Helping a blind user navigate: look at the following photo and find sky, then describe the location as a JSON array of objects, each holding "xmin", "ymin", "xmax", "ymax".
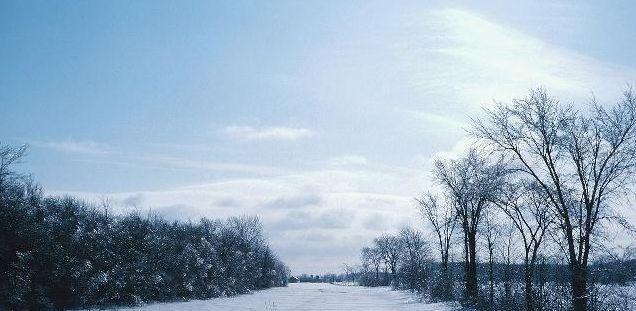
[{"xmin": 1, "ymin": 0, "xmax": 636, "ymax": 274}]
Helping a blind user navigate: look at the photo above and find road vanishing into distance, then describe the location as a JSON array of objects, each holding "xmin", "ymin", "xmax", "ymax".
[{"xmin": 104, "ymin": 283, "xmax": 457, "ymax": 311}]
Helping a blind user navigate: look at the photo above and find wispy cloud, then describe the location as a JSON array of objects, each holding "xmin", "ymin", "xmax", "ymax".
[
  {"xmin": 132, "ymin": 154, "xmax": 288, "ymax": 175},
  {"xmin": 408, "ymin": 111, "xmax": 466, "ymax": 133},
  {"xmin": 35, "ymin": 139, "xmax": 288, "ymax": 175},
  {"xmin": 223, "ymin": 126, "xmax": 315, "ymax": 141},
  {"xmin": 326, "ymin": 155, "xmax": 368, "ymax": 167},
  {"xmin": 32, "ymin": 140, "xmax": 112, "ymax": 155},
  {"xmin": 399, "ymin": 9, "xmax": 635, "ymax": 108},
  {"xmin": 263, "ymin": 191, "xmax": 323, "ymax": 209}
]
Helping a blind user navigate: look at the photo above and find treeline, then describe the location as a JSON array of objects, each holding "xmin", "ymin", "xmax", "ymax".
[
  {"xmin": 359, "ymin": 228, "xmax": 431, "ymax": 291},
  {"xmin": 359, "ymin": 234, "xmax": 636, "ymax": 307},
  {"xmin": 0, "ymin": 145, "xmax": 289, "ymax": 310},
  {"xmin": 291, "ymin": 272, "xmax": 356, "ymax": 284},
  {"xmin": 358, "ymin": 87, "xmax": 636, "ymax": 311}
]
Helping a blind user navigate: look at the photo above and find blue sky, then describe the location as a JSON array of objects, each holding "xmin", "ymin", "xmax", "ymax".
[{"xmin": 2, "ymin": 0, "xmax": 635, "ymax": 273}]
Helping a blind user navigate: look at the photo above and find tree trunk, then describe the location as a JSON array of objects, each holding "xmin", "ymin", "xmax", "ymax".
[
  {"xmin": 439, "ymin": 259, "xmax": 452, "ymax": 300},
  {"xmin": 537, "ymin": 258, "xmax": 546, "ymax": 311},
  {"xmin": 489, "ymin": 252, "xmax": 494, "ymax": 308},
  {"xmin": 375, "ymin": 266, "xmax": 379, "ymax": 284},
  {"xmin": 463, "ymin": 230, "xmax": 470, "ymax": 296},
  {"xmin": 467, "ymin": 231, "xmax": 479, "ymax": 302},
  {"xmin": 504, "ymin": 263, "xmax": 511, "ymax": 303},
  {"xmin": 571, "ymin": 265, "xmax": 587, "ymax": 311},
  {"xmin": 384, "ymin": 267, "xmax": 388, "ymax": 285},
  {"xmin": 391, "ymin": 264, "xmax": 397, "ymax": 286},
  {"xmin": 524, "ymin": 262, "xmax": 533, "ymax": 311}
]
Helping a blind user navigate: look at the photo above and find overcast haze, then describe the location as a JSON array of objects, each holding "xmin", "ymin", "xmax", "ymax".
[{"xmin": 2, "ymin": 0, "xmax": 636, "ymax": 274}]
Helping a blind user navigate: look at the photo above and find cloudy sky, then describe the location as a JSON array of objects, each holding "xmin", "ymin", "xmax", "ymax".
[{"xmin": 2, "ymin": 0, "xmax": 635, "ymax": 274}]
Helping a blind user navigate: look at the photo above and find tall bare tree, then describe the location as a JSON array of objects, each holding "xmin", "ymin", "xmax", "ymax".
[
  {"xmin": 499, "ymin": 219, "xmax": 520, "ymax": 307},
  {"xmin": 494, "ymin": 181, "xmax": 552, "ymax": 311},
  {"xmin": 473, "ymin": 87, "xmax": 636, "ymax": 311},
  {"xmin": 480, "ymin": 208, "xmax": 500, "ymax": 307},
  {"xmin": 433, "ymin": 149, "xmax": 507, "ymax": 303},
  {"xmin": 416, "ymin": 193, "xmax": 456, "ymax": 298}
]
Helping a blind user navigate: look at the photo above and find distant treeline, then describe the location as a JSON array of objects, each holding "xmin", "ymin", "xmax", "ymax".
[
  {"xmin": 358, "ymin": 259, "xmax": 636, "ymax": 288},
  {"xmin": 0, "ymin": 145, "xmax": 289, "ymax": 310},
  {"xmin": 290, "ymin": 273, "xmax": 350, "ymax": 283}
]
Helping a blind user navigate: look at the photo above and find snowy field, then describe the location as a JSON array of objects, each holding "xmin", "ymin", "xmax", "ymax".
[{"xmin": 99, "ymin": 283, "xmax": 458, "ymax": 311}]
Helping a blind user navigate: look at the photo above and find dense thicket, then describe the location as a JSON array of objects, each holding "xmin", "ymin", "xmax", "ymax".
[{"xmin": 0, "ymin": 147, "xmax": 289, "ymax": 310}]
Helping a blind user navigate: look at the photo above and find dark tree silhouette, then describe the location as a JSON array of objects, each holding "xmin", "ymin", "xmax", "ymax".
[
  {"xmin": 417, "ymin": 193, "xmax": 456, "ymax": 299},
  {"xmin": 0, "ymin": 144, "xmax": 289, "ymax": 310},
  {"xmin": 473, "ymin": 88, "xmax": 636, "ymax": 311},
  {"xmin": 433, "ymin": 149, "xmax": 507, "ymax": 303}
]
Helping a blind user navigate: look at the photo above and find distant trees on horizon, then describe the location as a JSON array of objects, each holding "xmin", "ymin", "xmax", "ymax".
[{"xmin": 0, "ymin": 144, "xmax": 289, "ymax": 310}]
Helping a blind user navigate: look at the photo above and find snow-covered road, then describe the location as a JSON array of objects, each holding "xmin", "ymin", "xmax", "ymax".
[{"xmin": 111, "ymin": 283, "xmax": 457, "ymax": 311}]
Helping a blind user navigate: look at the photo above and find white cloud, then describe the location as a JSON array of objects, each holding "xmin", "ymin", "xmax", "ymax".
[
  {"xmin": 132, "ymin": 154, "xmax": 288, "ymax": 175},
  {"xmin": 408, "ymin": 111, "xmax": 467, "ymax": 133},
  {"xmin": 33, "ymin": 140, "xmax": 112, "ymax": 155},
  {"xmin": 120, "ymin": 193, "xmax": 144, "ymax": 208},
  {"xmin": 430, "ymin": 136, "xmax": 477, "ymax": 161},
  {"xmin": 326, "ymin": 155, "xmax": 368, "ymax": 167},
  {"xmin": 223, "ymin": 126, "xmax": 315, "ymax": 141},
  {"xmin": 263, "ymin": 191, "xmax": 323, "ymax": 209},
  {"xmin": 35, "ymin": 139, "xmax": 288, "ymax": 175},
  {"xmin": 399, "ymin": 9, "xmax": 635, "ymax": 109},
  {"xmin": 49, "ymin": 160, "xmax": 426, "ymax": 274}
]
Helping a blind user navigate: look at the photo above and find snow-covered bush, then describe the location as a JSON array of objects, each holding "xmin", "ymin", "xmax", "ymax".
[{"xmin": 0, "ymin": 148, "xmax": 289, "ymax": 310}]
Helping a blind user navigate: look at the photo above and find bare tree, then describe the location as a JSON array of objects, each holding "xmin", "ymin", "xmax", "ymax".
[
  {"xmin": 493, "ymin": 181, "xmax": 552, "ymax": 311},
  {"xmin": 0, "ymin": 143, "xmax": 27, "ymax": 189},
  {"xmin": 473, "ymin": 87, "xmax": 636, "ymax": 311},
  {"xmin": 433, "ymin": 149, "xmax": 507, "ymax": 303},
  {"xmin": 398, "ymin": 227, "xmax": 430, "ymax": 291},
  {"xmin": 481, "ymin": 208, "xmax": 500, "ymax": 308},
  {"xmin": 374, "ymin": 235, "xmax": 403, "ymax": 285},
  {"xmin": 342, "ymin": 263, "xmax": 358, "ymax": 284},
  {"xmin": 416, "ymin": 193, "xmax": 456, "ymax": 298},
  {"xmin": 499, "ymin": 219, "xmax": 520, "ymax": 307},
  {"xmin": 361, "ymin": 246, "xmax": 383, "ymax": 285}
]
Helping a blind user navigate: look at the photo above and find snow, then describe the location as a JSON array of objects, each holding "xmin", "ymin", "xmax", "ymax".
[{"xmin": 97, "ymin": 283, "xmax": 458, "ymax": 311}]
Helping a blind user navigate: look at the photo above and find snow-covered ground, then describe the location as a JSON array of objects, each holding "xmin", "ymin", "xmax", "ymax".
[{"xmin": 100, "ymin": 283, "xmax": 458, "ymax": 311}]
